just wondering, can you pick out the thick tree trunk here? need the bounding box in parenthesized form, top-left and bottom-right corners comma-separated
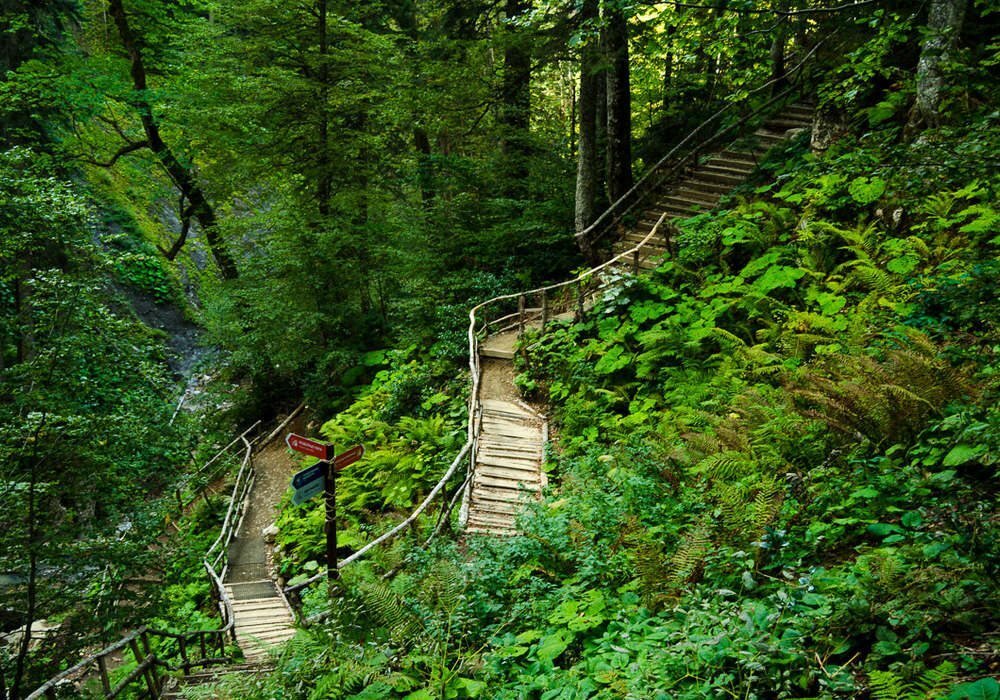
(414, 128, 435, 206)
(574, 0, 599, 245)
(107, 0, 238, 280)
(500, 0, 531, 198)
(604, 5, 632, 204)
(910, 0, 967, 130)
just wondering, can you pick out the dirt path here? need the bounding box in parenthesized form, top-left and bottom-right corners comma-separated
(479, 358, 521, 404)
(227, 419, 305, 582)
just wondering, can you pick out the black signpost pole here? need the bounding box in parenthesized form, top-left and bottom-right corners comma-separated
(325, 458, 339, 596)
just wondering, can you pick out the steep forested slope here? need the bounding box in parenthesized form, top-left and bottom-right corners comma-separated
(3, 0, 998, 697)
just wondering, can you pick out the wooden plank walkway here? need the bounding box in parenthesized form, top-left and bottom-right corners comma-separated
(465, 104, 814, 537)
(467, 346, 547, 535)
(224, 580, 296, 663)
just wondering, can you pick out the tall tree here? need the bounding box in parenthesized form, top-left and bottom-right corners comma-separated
(604, 3, 632, 203)
(575, 0, 601, 242)
(499, 0, 533, 198)
(105, 0, 238, 279)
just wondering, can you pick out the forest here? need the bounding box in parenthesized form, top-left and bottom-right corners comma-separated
(1, 0, 998, 697)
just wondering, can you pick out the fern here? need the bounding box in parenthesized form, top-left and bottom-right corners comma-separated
(692, 450, 754, 480)
(666, 521, 712, 590)
(790, 332, 969, 445)
(868, 662, 956, 700)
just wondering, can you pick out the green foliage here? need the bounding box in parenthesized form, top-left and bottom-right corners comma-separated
(274, 350, 465, 575)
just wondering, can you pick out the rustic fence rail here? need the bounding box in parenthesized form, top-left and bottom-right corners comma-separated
(25, 420, 272, 699)
(27, 48, 824, 698)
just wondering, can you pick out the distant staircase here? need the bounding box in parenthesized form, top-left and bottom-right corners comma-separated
(612, 103, 814, 269)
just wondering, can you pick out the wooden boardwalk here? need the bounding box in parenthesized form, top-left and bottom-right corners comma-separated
(224, 580, 296, 663)
(466, 397, 546, 535)
(614, 103, 814, 269)
(465, 104, 813, 536)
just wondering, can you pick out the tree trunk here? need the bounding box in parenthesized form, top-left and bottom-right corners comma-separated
(910, 0, 967, 130)
(499, 0, 532, 198)
(414, 128, 435, 206)
(106, 0, 237, 279)
(574, 0, 599, 247)
(770, 1, 791, 94)
(604, 5, 632, 204)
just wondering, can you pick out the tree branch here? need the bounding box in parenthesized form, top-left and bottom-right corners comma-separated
(78, 140, 150, 167)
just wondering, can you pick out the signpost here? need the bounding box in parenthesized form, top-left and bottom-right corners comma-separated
(287, 436, 365, 595)
(286, 433, 332, 461)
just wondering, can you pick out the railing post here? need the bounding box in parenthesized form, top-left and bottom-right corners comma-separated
(128, 638, 157, 699)
(632, 249, 640, 274)
(97, 655, 112, 695)
(139, 631, 160, 696)
(540, 290, 548, 331)
(179, 636, 190, 675)
(517, 295, 526, 334)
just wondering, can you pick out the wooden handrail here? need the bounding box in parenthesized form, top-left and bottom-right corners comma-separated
(575, 39, 823, 253)
(26, 420, 269, 699)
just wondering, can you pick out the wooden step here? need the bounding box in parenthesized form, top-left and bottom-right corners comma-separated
(474, 473, 542, 490)
(673, 187, 721, 205)
(717, 150, 760, 165)
(480, 346, 514, 360)
(466, 511, 519, 529)
(698, 160, 754, 176)
(480, 399, 533, 418)
(476, 467, 541, 484)
(680, 178, 731, 195)
(476, 457, 541, 475)
(469, 498, 524, 515)
(471, 485, 539, 503)
(660, 195, 715, 212)
(765, 117, 811, 131)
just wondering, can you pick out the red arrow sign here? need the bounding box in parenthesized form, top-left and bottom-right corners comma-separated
(286, 433, 332, 461)
(333, 444, 365, 471)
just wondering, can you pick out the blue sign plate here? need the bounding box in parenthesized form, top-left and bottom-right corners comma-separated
(292, 463, 325, 489)
(291, 478, 324, 506)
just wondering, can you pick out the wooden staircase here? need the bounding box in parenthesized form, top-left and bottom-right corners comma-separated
(159, 662, 272, 699)
(613, 103, 814, 268)
(466, 330, 548, 536)
(224, 580, 296, 663)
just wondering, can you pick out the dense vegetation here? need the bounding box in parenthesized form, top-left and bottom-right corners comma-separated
(1, 0, 997, 697)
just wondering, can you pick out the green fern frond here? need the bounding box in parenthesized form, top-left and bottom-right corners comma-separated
(357, 580, 423, 643)
(692, 450, 753, 480)
(869, 670, 906, 700)
(668, 522, 712, 588)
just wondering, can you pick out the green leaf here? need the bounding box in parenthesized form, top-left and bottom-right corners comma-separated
(901, 510, 923, 529)
(536, 628, 573, 662)
(848, 176, 886, 205)
(942, 444, 986, 466)
(948, 678, 1000, 700)
(753, 265, 806, 293)
(867, 523, 901, 537)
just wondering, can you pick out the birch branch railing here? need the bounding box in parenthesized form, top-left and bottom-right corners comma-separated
(26, 420, 276, 700)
